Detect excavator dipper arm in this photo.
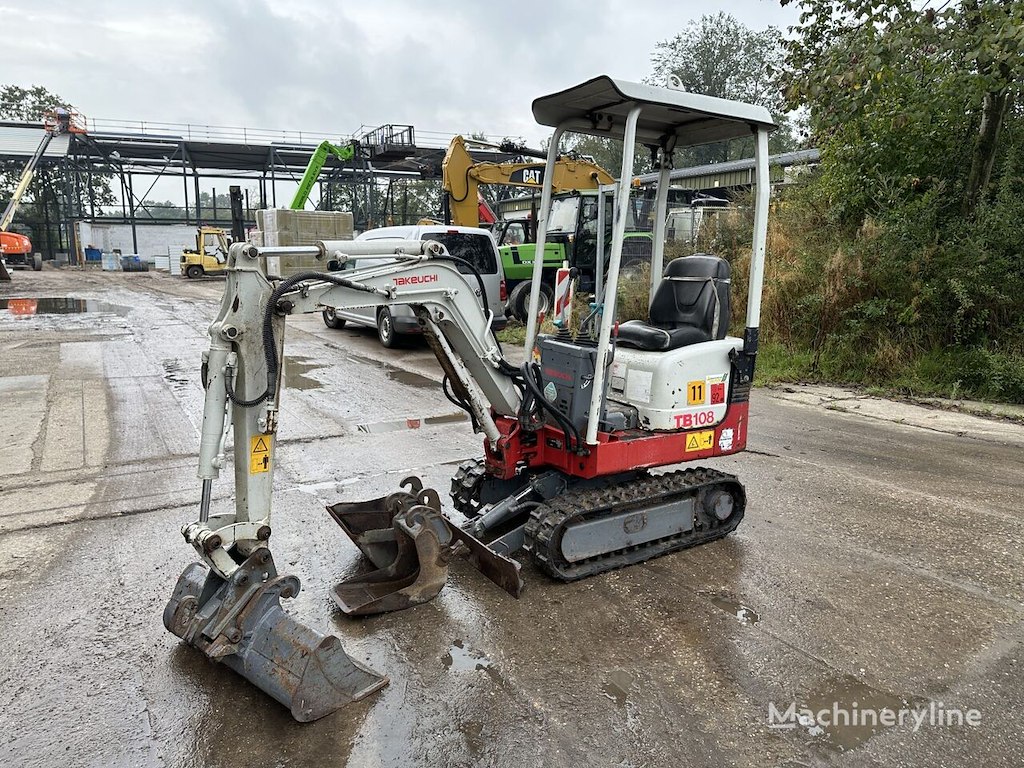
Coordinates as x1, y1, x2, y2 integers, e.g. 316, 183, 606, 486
188, 239, 521, 580
165, 239, 524, 720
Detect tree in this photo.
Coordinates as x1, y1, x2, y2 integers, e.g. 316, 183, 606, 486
783, 0, 1024, 217
1, 84, 114, 254
756, 0, 1024, 401
648, 13, 795, 163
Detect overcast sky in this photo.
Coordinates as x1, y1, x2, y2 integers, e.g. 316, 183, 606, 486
1, 0, 798, 145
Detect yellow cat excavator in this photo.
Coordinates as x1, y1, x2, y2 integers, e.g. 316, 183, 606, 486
441, 134, 613, 230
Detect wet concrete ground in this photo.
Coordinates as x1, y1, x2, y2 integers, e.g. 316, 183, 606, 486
1, 268, 1022, 768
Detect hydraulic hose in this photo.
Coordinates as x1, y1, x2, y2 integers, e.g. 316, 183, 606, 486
518, 361, 582, 453
225, 270, 382, 408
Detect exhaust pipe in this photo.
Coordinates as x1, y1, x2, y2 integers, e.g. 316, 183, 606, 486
164, 548, 387, 722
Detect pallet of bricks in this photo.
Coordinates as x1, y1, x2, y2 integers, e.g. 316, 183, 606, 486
254, 209, 354, 277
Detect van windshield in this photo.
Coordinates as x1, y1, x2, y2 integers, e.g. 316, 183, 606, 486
421, 233, 497, 274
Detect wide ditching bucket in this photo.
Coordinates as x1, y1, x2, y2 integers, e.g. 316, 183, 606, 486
327, 476, 523, 616
164, 548, 387, 722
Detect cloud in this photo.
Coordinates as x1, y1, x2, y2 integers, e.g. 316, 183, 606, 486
0, 0, 798, 144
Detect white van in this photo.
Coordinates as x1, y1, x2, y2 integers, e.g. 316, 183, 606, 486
321, 224, 508, 348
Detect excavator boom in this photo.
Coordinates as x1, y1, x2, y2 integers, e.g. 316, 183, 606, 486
442, 135, 613, 227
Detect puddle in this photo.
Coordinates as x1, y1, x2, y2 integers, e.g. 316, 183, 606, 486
355, 412, 467, 434
442, 639, 492, 672
325, 344, 438, 389
459, 720, 486, 756
785, 674, 925, 754
383, 367, 437, 388
0, 297, 129, 317
708, 594, 760, 625
601, 669, 634, 707
284, 356, 324, 390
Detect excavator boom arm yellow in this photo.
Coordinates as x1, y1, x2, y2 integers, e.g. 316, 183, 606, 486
441, 135, 614, 227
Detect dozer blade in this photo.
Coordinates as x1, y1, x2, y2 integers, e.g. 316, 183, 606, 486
163, 548, 387, 722
331, 505, 453, 616
448, 524, 524, 598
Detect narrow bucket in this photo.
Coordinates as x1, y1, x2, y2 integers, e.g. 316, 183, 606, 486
164, 549, 387, 722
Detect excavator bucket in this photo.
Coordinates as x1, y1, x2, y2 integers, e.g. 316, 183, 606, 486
328, 476, 524, 615
163, 548, 387, 722
328, 477, 452, 615
330, 504, 453, 615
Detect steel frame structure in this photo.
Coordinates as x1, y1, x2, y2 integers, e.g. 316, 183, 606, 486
0, 121, 436, 262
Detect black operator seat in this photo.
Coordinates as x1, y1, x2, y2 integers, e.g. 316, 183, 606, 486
616, 254, 731, 352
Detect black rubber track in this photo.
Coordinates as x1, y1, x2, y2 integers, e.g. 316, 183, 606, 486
524, 467, 745, 581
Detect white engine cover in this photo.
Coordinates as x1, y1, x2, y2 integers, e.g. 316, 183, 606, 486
607, 337, 743, 431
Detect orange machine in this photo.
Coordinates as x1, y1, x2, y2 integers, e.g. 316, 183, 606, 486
0, 108, 86, 280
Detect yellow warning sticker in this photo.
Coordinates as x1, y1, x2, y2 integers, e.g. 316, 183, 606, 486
687, 380, 706, 405
684, 429, 714, 452
250, 435, 271, 474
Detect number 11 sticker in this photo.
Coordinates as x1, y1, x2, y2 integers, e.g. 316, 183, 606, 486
687, 380, 705, 405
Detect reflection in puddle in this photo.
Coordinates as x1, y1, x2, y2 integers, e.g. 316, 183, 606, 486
601, 669, 633, 708
284, 356, 324, 390
442, 639, 492, 672
709, 594, 760, 625
0, 297, 129, 317
355, 412, 467, 434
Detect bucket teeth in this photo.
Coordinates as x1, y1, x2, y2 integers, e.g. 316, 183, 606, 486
164, 549, 387, 721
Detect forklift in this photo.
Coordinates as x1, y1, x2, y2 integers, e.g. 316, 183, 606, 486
179, 187, 247, 277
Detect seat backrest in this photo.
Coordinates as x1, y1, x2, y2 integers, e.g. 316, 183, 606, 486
648, 254, 731, 339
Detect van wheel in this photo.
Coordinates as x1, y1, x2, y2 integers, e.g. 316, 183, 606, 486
32, 254, 42, 271
185, 265, 203, 279
377, 308, 399, 348
322, 307, 346, 329
508, 281, 553, 323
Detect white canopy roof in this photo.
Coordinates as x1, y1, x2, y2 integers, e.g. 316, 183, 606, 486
532, 75, 776, 148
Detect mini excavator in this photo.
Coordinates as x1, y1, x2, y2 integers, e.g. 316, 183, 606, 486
164, 75, 775, 721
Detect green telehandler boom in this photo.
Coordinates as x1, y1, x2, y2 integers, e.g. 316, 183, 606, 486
289, 140, 358, 210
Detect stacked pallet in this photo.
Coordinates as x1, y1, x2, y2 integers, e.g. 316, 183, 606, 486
254, 209, 354, 276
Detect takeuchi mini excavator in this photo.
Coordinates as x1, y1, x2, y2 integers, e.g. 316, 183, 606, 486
164, 75, 775, 721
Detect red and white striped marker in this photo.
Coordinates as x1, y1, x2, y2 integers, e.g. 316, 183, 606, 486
553, 261, 573, 329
